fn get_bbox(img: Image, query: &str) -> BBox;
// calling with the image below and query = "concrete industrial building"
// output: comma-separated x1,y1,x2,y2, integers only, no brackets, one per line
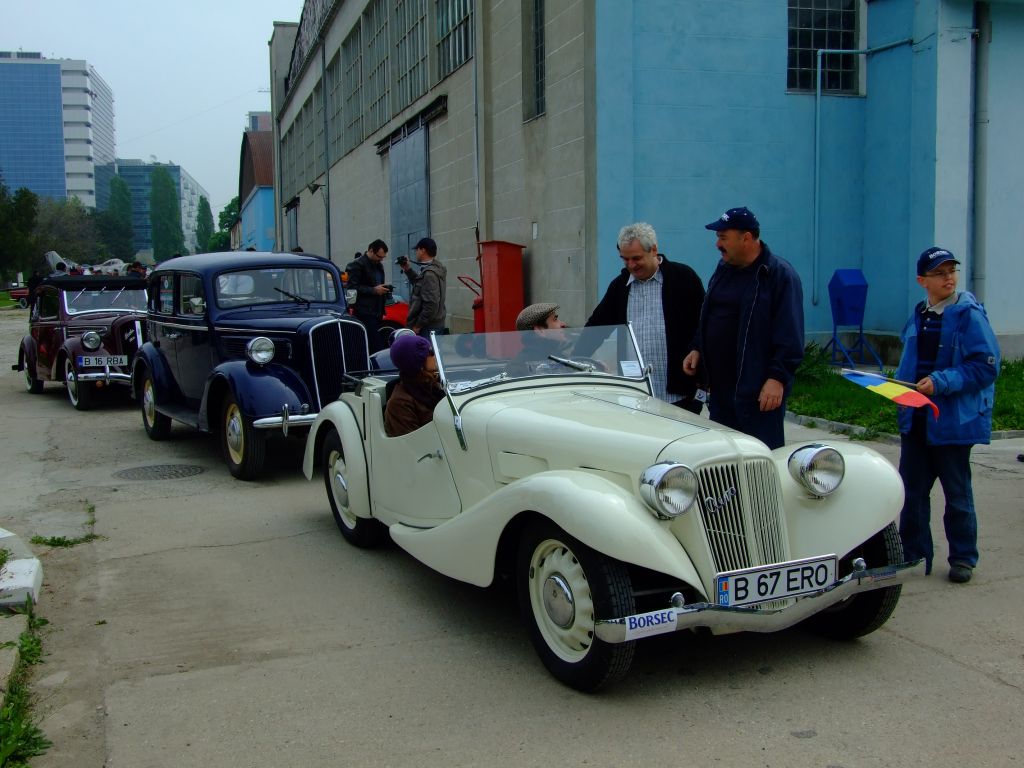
0,51,116,210
116,160,210,258
270,1,1024,352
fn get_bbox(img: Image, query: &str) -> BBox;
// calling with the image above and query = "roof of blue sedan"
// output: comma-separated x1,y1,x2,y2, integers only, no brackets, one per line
152,251,336,273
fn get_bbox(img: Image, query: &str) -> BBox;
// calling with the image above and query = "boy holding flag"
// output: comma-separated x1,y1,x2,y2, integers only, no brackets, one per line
896,247,1000,583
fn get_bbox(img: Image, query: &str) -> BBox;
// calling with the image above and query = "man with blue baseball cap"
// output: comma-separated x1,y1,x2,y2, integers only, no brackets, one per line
683,207,804,449
895,246,1000,583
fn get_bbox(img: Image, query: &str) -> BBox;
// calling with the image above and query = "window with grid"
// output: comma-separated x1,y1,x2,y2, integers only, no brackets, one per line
282,125,296,201
523,0,545,119
363,0,391,135
342,26,364,154
314,82,325,176
787,0,859,93
327,52,343,163
436,0,473,81
303,97,316,186
395,0,429,111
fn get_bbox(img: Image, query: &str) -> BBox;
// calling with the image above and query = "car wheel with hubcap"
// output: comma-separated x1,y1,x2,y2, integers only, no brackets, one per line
18,297,28,310
517,520,636,691
322,428,384,547
221,391,265,480
140,369,171,440
803,522,903,639
64,357,93,411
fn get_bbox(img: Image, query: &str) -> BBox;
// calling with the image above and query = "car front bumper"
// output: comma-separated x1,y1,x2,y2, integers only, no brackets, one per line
252,406,317,437
77,370,131,384
594,558,925,643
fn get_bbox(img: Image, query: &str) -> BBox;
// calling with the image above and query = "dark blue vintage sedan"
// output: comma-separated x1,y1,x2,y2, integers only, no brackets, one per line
132,252,368,479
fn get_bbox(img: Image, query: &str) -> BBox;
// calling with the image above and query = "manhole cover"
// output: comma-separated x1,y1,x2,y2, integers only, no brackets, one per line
113,464,206,481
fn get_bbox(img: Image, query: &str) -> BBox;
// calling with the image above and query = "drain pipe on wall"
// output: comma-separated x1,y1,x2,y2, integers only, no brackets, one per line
813,38,913,305
320,42,332,261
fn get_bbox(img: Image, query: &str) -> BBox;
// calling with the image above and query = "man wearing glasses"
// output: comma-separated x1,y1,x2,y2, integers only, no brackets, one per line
895,247,1000,584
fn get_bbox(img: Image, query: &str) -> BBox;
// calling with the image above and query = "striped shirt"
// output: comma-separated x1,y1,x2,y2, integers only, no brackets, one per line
627,269,669,401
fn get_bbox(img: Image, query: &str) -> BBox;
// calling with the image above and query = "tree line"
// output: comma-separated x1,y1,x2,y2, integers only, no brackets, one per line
0,170,238,284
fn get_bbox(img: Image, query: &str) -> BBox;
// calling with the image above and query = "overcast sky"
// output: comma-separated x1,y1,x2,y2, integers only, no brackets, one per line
4,0,306,216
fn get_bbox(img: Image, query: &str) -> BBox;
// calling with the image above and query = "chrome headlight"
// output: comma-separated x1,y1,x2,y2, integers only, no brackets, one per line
639,462,698,519
788,444,845,497
82,331,102,350
246,337,276,365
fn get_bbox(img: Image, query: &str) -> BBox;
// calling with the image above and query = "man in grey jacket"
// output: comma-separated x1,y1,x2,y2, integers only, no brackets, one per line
400,237,448,336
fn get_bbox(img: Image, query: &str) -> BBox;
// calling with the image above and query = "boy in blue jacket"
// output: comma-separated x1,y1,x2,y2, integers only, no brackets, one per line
895,247,1000,583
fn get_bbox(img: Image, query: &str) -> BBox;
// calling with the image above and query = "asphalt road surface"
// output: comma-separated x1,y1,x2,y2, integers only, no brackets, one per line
1,309,1021,768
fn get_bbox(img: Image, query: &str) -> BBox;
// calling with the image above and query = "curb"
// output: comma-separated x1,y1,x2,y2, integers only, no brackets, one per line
786,412,1024,445
785,412,901,444
0,528,43,608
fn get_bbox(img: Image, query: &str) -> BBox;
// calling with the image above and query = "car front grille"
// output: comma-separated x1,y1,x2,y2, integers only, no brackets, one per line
308,319,369,409
696,458,787,574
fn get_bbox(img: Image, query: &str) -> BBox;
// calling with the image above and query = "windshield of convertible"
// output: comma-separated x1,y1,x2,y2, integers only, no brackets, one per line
63,287,147,315
215,267,339,308
432,325,646,393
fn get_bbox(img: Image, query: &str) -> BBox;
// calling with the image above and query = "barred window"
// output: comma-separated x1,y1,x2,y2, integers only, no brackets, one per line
342,26,364,154
787,0,859,93
364,0,391,135
326,52,344,163
523,0,545,119
302,95,317,186
436,0,473,81
395,0,429,110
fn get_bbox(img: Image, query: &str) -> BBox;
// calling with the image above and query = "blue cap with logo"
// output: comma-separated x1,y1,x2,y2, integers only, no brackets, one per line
705,206,760,232
917,247,960,277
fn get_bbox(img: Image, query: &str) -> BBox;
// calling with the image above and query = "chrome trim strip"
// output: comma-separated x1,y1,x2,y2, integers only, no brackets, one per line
593,559,924,643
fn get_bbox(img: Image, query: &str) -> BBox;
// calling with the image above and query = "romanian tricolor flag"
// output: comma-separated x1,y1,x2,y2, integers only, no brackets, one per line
840,369,940,420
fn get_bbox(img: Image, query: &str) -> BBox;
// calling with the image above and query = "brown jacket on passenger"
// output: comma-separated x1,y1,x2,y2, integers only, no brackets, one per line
384,379,444,437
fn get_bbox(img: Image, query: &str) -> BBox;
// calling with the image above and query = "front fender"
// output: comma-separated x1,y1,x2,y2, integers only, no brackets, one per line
773,441,904,560
200,361,314,429
389,470,703,591
15,335,36,371
302,400,370,518
132,343,180,401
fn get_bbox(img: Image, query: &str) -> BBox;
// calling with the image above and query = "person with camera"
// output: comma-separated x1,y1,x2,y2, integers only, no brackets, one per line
346,239,391,353
398,237,447,337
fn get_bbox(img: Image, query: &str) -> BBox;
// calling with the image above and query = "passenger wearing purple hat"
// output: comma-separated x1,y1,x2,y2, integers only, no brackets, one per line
683,207,804,449
895,246,1000,584
384,333,444,437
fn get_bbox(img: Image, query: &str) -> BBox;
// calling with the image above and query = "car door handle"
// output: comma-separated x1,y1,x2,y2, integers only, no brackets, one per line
417,450,442,462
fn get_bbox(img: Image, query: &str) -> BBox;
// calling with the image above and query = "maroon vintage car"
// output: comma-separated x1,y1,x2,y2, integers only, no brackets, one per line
13,275,148,410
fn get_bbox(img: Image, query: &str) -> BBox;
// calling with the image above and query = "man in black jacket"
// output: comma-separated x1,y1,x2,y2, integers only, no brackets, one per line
346,239,391,352
585,222,705,413
683,207,804,449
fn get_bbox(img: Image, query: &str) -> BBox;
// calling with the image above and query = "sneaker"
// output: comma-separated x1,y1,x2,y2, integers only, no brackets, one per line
949,564,973,583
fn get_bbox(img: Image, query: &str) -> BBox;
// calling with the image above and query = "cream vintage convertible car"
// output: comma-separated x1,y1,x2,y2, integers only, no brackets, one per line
302,325,921,691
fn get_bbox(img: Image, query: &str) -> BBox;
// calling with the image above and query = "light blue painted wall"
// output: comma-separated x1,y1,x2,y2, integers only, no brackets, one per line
594,0,868,335
241,187,276,251
977,2,1024,343
592,0,1023,344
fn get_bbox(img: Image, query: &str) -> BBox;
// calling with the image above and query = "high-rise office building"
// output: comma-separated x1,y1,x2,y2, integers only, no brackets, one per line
0,51,115,209
116,160,210,257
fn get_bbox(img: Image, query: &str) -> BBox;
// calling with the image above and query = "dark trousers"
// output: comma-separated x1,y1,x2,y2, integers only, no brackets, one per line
898,426,978,573
672,396,703,416
708,395,786,450
356,314,384,354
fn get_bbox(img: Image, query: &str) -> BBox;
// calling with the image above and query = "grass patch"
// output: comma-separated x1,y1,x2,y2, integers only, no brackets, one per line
29,534,99,548
0,550,8,571
0,601,51,766
790,343,1023,434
